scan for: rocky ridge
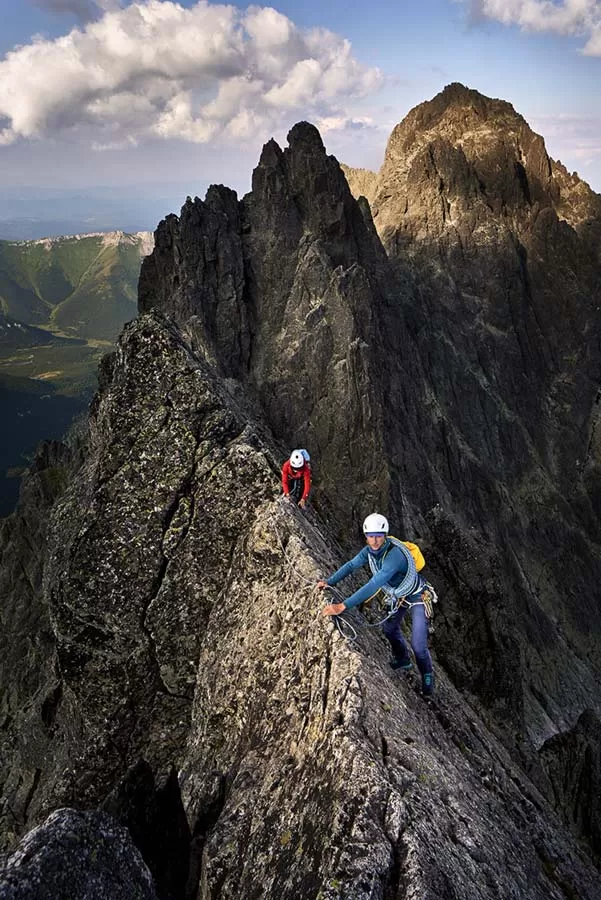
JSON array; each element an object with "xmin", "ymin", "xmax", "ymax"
[
  {"xmin": 0, "ymin": 809, "xmax": 158, "ymax": 900},
  {"xmin": 1, "ymin": 89, "xmax": 600, "ymax": 897}
]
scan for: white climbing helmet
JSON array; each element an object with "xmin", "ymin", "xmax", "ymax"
[
  {"xmin": 290, "ymin": 450, "xmax": 304, "ymax": 469},
  {"xmin": 362, "ymin": 513, "xmax": 389, "ymax": 535}
]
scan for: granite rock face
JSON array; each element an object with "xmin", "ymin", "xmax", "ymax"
[
  {"xmin": 0, "ymin": 440, "xmax": 75, "ymax": 842},
  {"xmin": 539, "ymin": 709, "xmax": 601, "ymax": 865},
  {"xmin": 138, "ymin": 186, "xmax": 248, "ymax": 377},
  {"xmin": 14, "ymin": 313, "xmax": 277, "ymax": 819},
  {"xmin": 1, "ymin": 93, "xmax": 601, "ymax": 897},
  {"xmin": 0, "ymin": 808, "xmax": 158, "ymax": 900}
]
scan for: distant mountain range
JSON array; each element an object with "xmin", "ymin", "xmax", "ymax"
[
  {"xmin": 0, "ymin": 219, "xmax": 155, "ymax": 242},
  {"xmin": 0, "ymin": 230, "xmax": 153, "ymax": 515}
]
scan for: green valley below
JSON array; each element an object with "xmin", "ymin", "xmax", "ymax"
[{"xmin": 0, "ymin": 231, "xmax": 153, "ymax": 515}]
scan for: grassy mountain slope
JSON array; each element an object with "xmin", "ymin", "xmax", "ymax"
[
  {"xmin": 0, "ymin": 232, "xmax": 151, "ymax": 339},
  {"xmin": 0, "ymin": 231, "xmax": 153, "ymax": 515},
  {"xmin": 50, "ymin": 239, "xmax": 144, "ymax": 340}
]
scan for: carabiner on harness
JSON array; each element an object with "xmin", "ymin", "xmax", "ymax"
[{"xmin": 421, "ymin": 583, "xmax": 438, "ymax": 619}]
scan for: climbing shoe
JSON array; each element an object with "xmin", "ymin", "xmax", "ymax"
[
  {"xmin": 421, "ymin": 672, "xmax": 435, "ymax": 697},
  {"xmin": 390, "ymin": 656, "xmax": 413, "ymax": 672}
]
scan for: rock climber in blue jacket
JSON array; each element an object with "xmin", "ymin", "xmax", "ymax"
[{"xmin": 317, "ymin": 513, "xmax": 435, "ymax": 696}]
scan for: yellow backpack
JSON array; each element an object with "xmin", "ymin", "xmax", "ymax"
[
  {"xmin": 397, "ymin": 539, "xmax": 426, "ymax": 572},
  {"xmin": 372, "ymin": 536, "xmax": 426, "ymax": 572}
]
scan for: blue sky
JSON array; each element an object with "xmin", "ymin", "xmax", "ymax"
[{"xmin": 0, "ymin": 0, "xmax": 600, "ymax": 235}]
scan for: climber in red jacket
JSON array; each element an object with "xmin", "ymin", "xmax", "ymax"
[{"xmin": 281, "ymin": 449, "xmax": 311, "ymax": 508}]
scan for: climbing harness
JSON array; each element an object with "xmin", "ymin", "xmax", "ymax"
[{"xmin": 366, "ymin": 536, "xmax": 436, "ymax": 621}]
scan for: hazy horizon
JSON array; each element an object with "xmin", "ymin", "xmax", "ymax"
[{"xmin": 0, "ymin": 183, "xmax": 200, "ymax": 240}]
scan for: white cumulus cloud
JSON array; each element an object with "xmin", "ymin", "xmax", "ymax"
[
  {"xmin": 1, "ymin": 1, "xmax": 382, "ymax": 148},
  {"xmin": 467, "ymin": 0, "xmax": 601, "ymax": 54},
  {"xmin": 317, "ymin": 114, "xmax": 375, "ymax": 133}
]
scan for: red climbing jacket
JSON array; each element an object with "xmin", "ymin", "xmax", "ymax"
[{"xmin": 281, "ymin": 459, "xmax": 311, "ymax": 500}]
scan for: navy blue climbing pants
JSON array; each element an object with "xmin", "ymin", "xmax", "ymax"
[
  {"xmin": 382, "ymin": 598, "xmax": 433, "ymax": 675},
  {"xmin": 289, "ymin": 477, "xmax": 304, "ymax": 503}
]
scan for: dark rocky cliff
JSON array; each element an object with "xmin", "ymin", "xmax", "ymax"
[
  {"xmin": 343, "ymin": 78, "xmax": 601, "ymax": 789},
  {"xmin": 1, "ymin": 89, "xmax": 601, "ymax": 898}
]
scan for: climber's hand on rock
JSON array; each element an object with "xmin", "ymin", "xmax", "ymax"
[{"xmin": 322, "ymin": 603, "xmax": 346, "ymax": 616}]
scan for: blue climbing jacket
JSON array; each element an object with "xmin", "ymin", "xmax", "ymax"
[{"xmin": 327, "ymin": 539, "xmax": 421, "ymax": 610}]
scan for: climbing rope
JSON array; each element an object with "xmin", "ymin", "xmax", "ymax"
[
  {"xmin": 327, "ymin": 585, "xmax": 437, "ymax": 646},
  {"xmin": 271, "ymin": 504, "xmax": 360, "ymax": 642},
  {"xmin": 272, "ymin": 505, "xmax": 316, "ymax": 588},
  {"xmin": 323, "ymin": 584, "xmax": 359, "ymax": 643},
  {"xmin": 323, "ymin": 587, "xmax": 411, "ymax": 643}
]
